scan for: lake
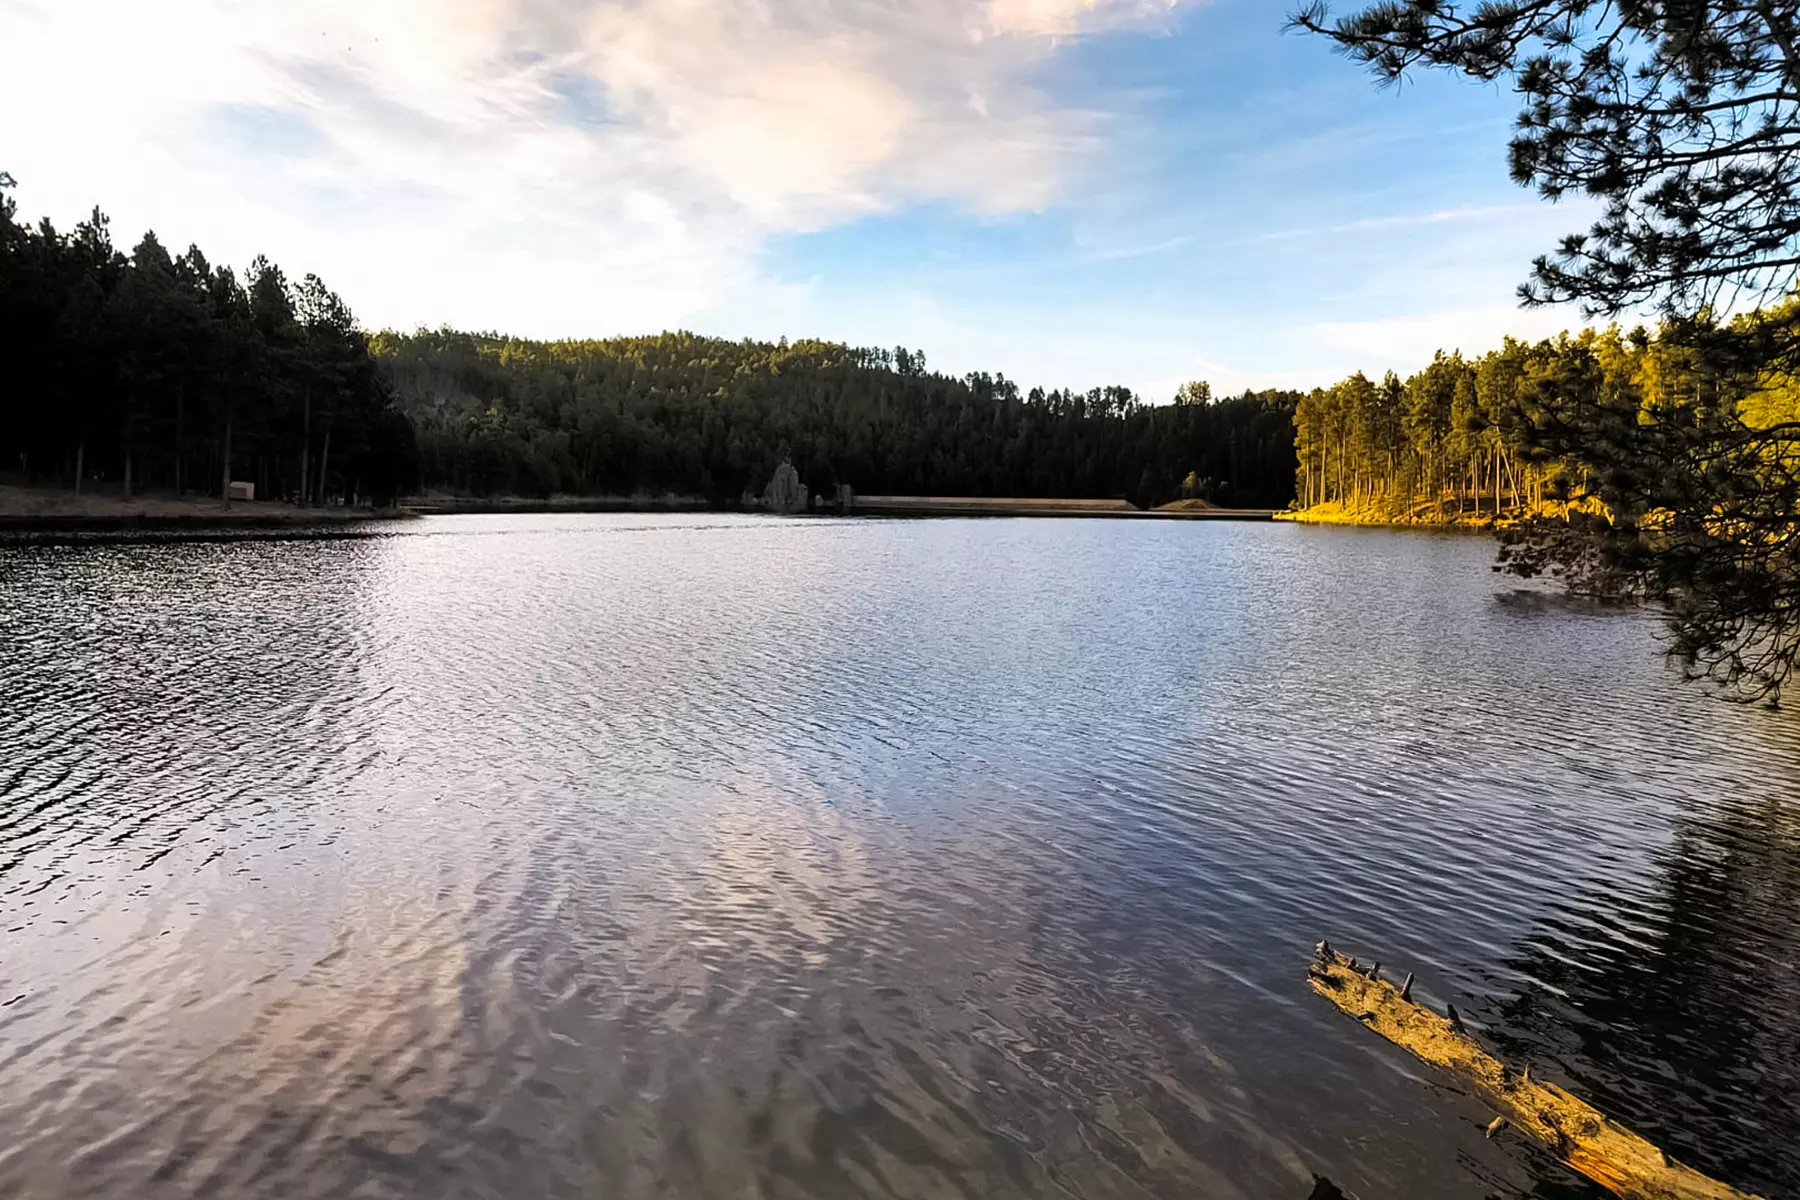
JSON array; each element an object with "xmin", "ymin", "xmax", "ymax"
[{"xmin": 2, "ymin": 514, "xmax": 1795, "ymax": 1199}]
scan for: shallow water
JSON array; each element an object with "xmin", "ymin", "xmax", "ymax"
[{"xmin": 2, "ymin": 514, "xmax": 1796, "ymax": 1199}]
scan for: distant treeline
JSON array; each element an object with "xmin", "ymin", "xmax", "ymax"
[
  {"xmin": 374, "ymin": 332, "xmax": 1301, "ymax": 508},
  {"xmin": 0, "ymin": 177, "xmax": 419, "ymax": 505},
  {"xmin": 1, "ymin": 177, "xmax": 1299, "ymax": 511},
  {"xmin": 1291, "ymin": 328, "xmax": 1799, "ymax": 520}
]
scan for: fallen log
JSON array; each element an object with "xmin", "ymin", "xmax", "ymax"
[{"xmin": 1307, "ymin": 942, "xmax": 1764, "ymax": 1200}]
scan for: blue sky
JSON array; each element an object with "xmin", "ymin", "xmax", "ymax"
[{"xmin": 0, "ymin": 0, "xmax": 1599, "ymax": 397}]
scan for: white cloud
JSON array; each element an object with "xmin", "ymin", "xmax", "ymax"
[
  {"xmin": 0, "ymin": 0, "xmax": 1198, "ymax": 333},
  {"xmin": 578, "ymin": 0, "xmax": 1167, "ymax": 225},
  {"xmin": 985, "ymin": 0, "xmax": 1182, "ymax": 37}
]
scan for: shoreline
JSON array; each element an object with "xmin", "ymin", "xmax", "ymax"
[
  {"xmin": 1, "ymin": 485, "xmax": 1283, "ymax": 531},
  {"xmin": 400, "ymin": 493, "xmax": 715, "ymax": 516},
  {"xmin": 1275, "ymin": 499, "xmax": 1541, "ymax": 534},
  {"xmin": 0, "ymin": 485, "xmax": 414, "ymax": 535},
  {"xmin": 1274, "ymin": 511, "xmax": 1500, "ymax": 535},
  {"xmin": 848, "ymin": 496, "xmax": 1277, "ymax": 520},
  {"xmin": 405, "ymin": 494, "xmax": 1282, "ymax": 521}
]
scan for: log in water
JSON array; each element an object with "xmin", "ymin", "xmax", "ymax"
[{"xmin": 1309, "ymin": 943, "xmax": 1763, "ymax": 1200}]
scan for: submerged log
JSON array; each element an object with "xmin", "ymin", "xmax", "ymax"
[{"xmin": 1307, "ymin": 943, "xmax": 1763, "ymax": 1200}]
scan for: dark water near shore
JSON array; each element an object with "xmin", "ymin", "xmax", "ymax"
[{"xmin": 2, "ymin": 514, "xmax": 1797, "ymax": 1199}]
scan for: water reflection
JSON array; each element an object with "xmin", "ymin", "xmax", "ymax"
[
  {"xmin": 1489, "ymin": 790, "xmax": 1800, "ymax": 1197},
  {"xmin": 1, "ymin": 515, "xmax": 1796, "ymax": 1199}
]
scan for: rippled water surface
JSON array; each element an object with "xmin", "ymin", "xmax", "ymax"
[{"xmin": 3, "ymin": 514, "xmax": 1797, "ymax": 1200}]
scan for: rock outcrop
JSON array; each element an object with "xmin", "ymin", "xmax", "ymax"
[{"xmin": 763, "ymin": 461, "xmax": 805, "ymax": 514}]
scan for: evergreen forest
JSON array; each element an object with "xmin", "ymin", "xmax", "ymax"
[
  {"xmin": 0, "ymin": 173, "xmax": 1298, "ymax": 512},
  {"xmin": 0, "ymin": 177, "xmax": 417, "ymax": 506},
  {"xmin": 375, "ymin": 330, "xmax": 1299, "ymax": 508}
]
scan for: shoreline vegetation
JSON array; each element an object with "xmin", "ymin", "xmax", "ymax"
[
  {"xmin": 1275, "ymin": 497, "xmax": 1604, "ymax": 531},
  {"xmin": 1276, "ymin": 501, "xmax": 1505, "ymax": 530}
]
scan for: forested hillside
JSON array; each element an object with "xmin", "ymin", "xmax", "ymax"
[
  {"xmin": 2, "ymin": 176, "xmax": 1298, "ymax": 512},
  {"xmin": 374, "ymin": 331, "xmax": 1301, "ymax": 508}
]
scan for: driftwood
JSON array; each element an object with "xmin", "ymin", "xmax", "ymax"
[{"xmin": 1307, "ymin": 942, "xmax": 1764, "ymax": 1200}]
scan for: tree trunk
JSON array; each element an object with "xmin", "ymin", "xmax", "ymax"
[
  {"xmin": 299, "ymin": 381, "xmax": 311, "ymax": 507},
  {"xmin": 1308, "ymin": 945, "xmax": 1756, "ymax": 1200},
  {"xmin": 221, "ymin": 410, "xmax": 233, "ymax": 504},
  {"xmin": 122, "ymin": 383, "xmax": 136, "ymax": 500},
  {"xmin": 73, "ymin": 440, "xmax": 85, "ymax": 494},
  {"xmin": 175, "ymin": 384, "xmax": 186, "ymax": 495},
  {"xmin": 317, "ymin": 423, "xmax": 332, "ymax": 506}
]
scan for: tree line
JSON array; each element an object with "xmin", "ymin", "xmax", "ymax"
[
  {"xmin": 1298, "ymin": 0, "xmax": 1800, "ymax": 704},
  {"xmin": 1, "ymin": 173, "xmax": 1298, "ymax": 515},
  {"xmin": 373, "ymin": 330, "xmax": 1301, "ymax": 509},
  {"xmin": 1288, "ymin": 327, "xmax": 1799, "ymax": 521},
  {"xmin": 0, "ymin": 174, "xmax": 418, "ymax": 506},
  {"xmin": 1293, "ymin": 348, "xmax": 1529, "ymax": 518}
]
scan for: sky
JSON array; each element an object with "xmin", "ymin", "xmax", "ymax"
[{"xmin": 0, "ymin": 0, "xmax": 1604, "ymax": 398}]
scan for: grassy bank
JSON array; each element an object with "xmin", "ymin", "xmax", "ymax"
[
  {"xmin": 0, "ymin": 484, "xmax": 412, "ymax": 532},
  {"xmin": 1275, "ymin": 499, "xmax": 1505, "ymax": 530},
  {"xmin": 1276, "ymin": 497, "xmax": 1604, "ymax": 530}
]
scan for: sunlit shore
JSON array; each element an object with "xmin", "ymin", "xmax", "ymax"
[{"xmin": 1276, "ymin": 498, "xmax": 1600, "ymax": 531}]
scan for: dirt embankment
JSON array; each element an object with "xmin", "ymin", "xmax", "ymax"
[{"xmin": 0, "ymin": 484, "xmax": 410, "ymax": 531}]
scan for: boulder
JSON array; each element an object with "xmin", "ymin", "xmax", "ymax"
[{"xmin": 762, "ymin": 461, "xmax": 805, "ymax": 514}]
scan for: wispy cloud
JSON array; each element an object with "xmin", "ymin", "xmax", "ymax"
[
  {"xmin": 0, "ymin": 0, "xmax": 1201, "ymax": 332},
  {"xmin": 1257, "ymin": 203, "xmax": 1543, "ymax": 243}
]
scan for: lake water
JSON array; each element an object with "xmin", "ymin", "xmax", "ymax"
[{"xmin": 2, "ymin": 514, "xmax": 1796, "ymax": 1199}]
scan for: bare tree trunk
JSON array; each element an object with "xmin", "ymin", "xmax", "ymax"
[
  {"xmin": 73, "ymin": 440, "xmax": 84, "ymax": 494},
  {"xmin": 221, "ymin": 411, "xmax": 233, "ymax": 504},
  {"xmin": 175, "ymin": 384, "xmax": 186, "ymax": 495},
  {"xmin": 299, "ymin": 382, "xmax": 311, "ymax": 507},
  {"xmin": 317, "ymin": 424, "xmax": 332, "ymax": 506},
  {"xmin": 122, "ymin": 383, "xmax": 136, "ymax": 500}
]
